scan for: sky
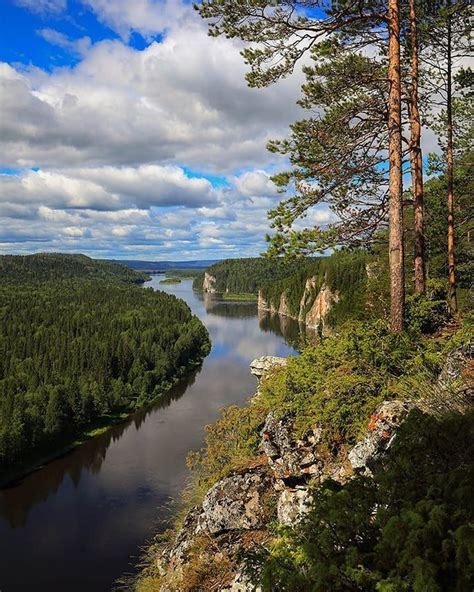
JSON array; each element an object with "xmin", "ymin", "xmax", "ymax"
[{"xmin": 0, "ymin": 0, "xmax": 337, "ymax": 261}]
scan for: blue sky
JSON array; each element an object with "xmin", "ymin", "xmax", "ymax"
[{"xmin": 0, "ymin": 0, "xmax": 333, "ymax": 260}]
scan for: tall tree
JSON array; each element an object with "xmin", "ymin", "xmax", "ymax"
[
  {"xmin": 199, "ymin": 1, "xmax": 407, "ymax": 330},
  {"xmin": 407, "ymin": 0, "xmax": 425, "ymax": 294},
  {"xmin": 266, "ymin": 47, "xmax": 390, "ymax": 256},
  {"xmin": 387, "ymin": 0, "xmax": 405, "ymax": 331},
  {"xmin": 420, "ymin": 0, "xmax": 472, "ymax": 313}
]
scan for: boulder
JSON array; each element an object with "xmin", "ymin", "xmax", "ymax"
[
  {"xmin": 438, "ymin": 343, "xmax": 474, "ymax": 390},
  {"xmin": 277, "ymin": 488, "xmax": 312, "ymax": 526},
  {"xmin": 197, "ymin": 469, "xmax": 271, "ymax": 535},
  {"xmin": 348, "ymin": 400, "xmax": 412, "ymax": 475},
  {"xmin": 250, "ymin": 356, "xmax": 287, "ymax": 381},
  {"xmin": 223, "ymin": 570, "xmax": 262, "ymax": 592},
  {"xmin": 259, "ymin": 413, "xmax": 322, "ymax": 481}
]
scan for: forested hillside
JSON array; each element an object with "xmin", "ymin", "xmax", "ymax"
[
  {"xmin": 0, "ymin": 253, "xmax": 149, "ymax": 284},
  {"xmin": 0, "ymin": 257, "xmax": 210, "ymax": 474},
  {"xmin": 260, "ymin": 251, "xmax": 368, "ymax": 328},
  {"xmin": 193, "ymin": 258, "xmax": 304, "ymax": 294},
  {"xmin": 135, "ymin": 0, "xmax": 473, "ymax": 588}
]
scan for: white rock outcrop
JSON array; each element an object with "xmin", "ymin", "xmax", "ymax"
[
  {"xmin": 202, "ymin": 272, "xmax": 217, "ymax": 293},
  {"xmin": 250, "ymin": 356, "xmax": 287, "ymax": 380}
]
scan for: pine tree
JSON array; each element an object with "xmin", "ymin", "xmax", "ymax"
[
  {"xmin": 199, "ymin": 1, "xmax": 407, "ymax": 330},
  {"xmin": 420, "ymin": 0, "xmax": 472, "ymax": 313}
]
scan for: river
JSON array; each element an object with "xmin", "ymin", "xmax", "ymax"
[{"xmin": 0, "ymin": 277, "xmax": 311, "ymax": 591}]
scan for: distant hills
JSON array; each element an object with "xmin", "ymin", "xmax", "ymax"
[
  {"xmin": 110, "ymin": 259, "xmax": 220, "ymax": 272},
  {"xmin": 0, "ymin": 253, "xmax": 149, "ymax": 284}
]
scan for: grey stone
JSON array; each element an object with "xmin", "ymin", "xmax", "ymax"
[
  {"xmin": 259, "ymin": 413, "xmax": 322, "ymax": 480},
  {"xmin": 277, "ymin": 488, "xmax": 312, "ymax": 526},
  {"xmin": 348, "ymin": 400, "xmax": 412, "ymax": 475},
  {"xmin": 223, "ymin": 570, "xmax": 262, "ymax": 592},
  {"xmin": 197, "ymin": 469, "xmax": 270, "ymax": 535},
  {"xmin": 250, "ymin": 356, "xmax": 287, "ymax": 380}
]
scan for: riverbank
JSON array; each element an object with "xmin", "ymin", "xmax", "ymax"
[{"xmin": 0, "ymin": 354, "xmax": 208, "ymax": 489}]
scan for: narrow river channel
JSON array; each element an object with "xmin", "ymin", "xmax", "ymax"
[{"xmin": 0, "ymin": 276, "xmax": 310, "ymax": 592}]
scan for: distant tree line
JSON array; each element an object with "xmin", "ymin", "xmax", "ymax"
[
  {"xmin": 0, "ymin": 253, "xmax": 149, "ymax": 285},
  {"xmin": 193, "ymin": 258, "xmax": 305, "ymax": 294}
]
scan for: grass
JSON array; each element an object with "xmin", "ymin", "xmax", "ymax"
[
  {"xmin": 221, "ymin": 292, "xmax": 258, "ymax": 301},
  {"xmin": 160, "ymin": 277, "xmax": 182, "ymax": 284}
]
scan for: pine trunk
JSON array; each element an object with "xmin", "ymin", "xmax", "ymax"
[
  {"xmin": 446, "ymin": 8, "xmax": 457, "ymax": 313},
  {"xmin": 409, "ymin": 0, "xmax": 426, "ymax": 294},
  {"xmin": 387, "ymin": 0, "xmax": 405, "ymax": 332}
]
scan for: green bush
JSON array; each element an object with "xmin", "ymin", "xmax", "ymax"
[{"xmin": 406, "ymin": 279, "xmax": 451, "ymax": 335}]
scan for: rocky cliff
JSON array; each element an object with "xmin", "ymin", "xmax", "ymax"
[
  {"xmin": 258, "ymin": 278, "xmax": 339, "ymax": 331},
  {"xmin": 150, "ymin": 357, "xmax": 419, "ymax": 591},
  {"xmin": 202, "ymin": 272, "xmax": 217, "ymax": 294}
]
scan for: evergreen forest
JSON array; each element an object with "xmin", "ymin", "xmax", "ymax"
[{"xmin": 0, "ymin": 255, "xmax": 210, "ymax": 474}]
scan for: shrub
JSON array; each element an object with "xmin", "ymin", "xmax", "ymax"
[{"xmin": 406, "ymin": 279, "xmax": 451, "ymax": 335}]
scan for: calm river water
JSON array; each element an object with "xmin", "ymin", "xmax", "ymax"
[{"xmin": 0, "ymin": 277, "xmax": 310, "ymax": 591}]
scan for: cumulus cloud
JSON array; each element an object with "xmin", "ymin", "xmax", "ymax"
[
  {"xmin": 0, "ymin": 165, "xmax": 218, "ymax": 210},
  {"xmin": 233, "ymin": 170, "xmax": 279, "ymax": 197},
  {"xmin": 0, "ymin": 15, "xmax": 302, "ymax": 172},
  {"xmin": 0, "ymin": 0, "xmax": 313, "ymax": 259},
  {"xmin": 82, "ymin": 0, "xmax": 190, "ymax": 39}
]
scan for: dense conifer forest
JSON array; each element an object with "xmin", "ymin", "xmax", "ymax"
[
  {"xmin": 0, "ymin": 253, "xmax": 150, "ymax": 284},
  {"xmin": 193, "ymin": 258, "xmax": 305, "ymax": 294},
  {"xmin": 0, "ymin": 255, "xmax": 210, "ymax": 473}
]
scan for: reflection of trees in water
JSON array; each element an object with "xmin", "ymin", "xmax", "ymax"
[
  {"xmin": 0, "ymin": 368, "xmax": 201, "ymax": 529},
  {"xmin": 258, "ymin": 310, "xmax": 318, "ymax": 351},
  {"xmin": 201, "ymin": 293, "xmax": 257, "ymax": 318}
]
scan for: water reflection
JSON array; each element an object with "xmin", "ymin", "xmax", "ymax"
[
  {"xmin": 258, "ymin": 309, "xmax": 318, "ymax": 351},
  {"xmin": 0, "ymin": 372, "xmax": 199, "ymax": 529},
  {"xmin": 0, "ymin": 278, "xmax": 305, "ymax": 592}
]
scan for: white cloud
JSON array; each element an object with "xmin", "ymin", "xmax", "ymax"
[
  {"xmin": 82, "ymin": 0, "xmax": 190, "ymax": 39},
  {"xmin": 0, "ymin": 15, "xmax": 303, "ymax": 172},
  {"xmin": 15, "ymin": 0, "xmax": 66, "ymax": 14},
  {"xmin": 233, "ymin": 170, "xmax": 279, "ymax": 197},
  {"xmin": 38, "ymin": 29, "xmax": 92, "ymax": 57},
  {"xmin": 1, "ymin": 0, "xmax": 311, "ymax": 259},
  {"xmin": 62, "ymin": 226, "xmax": 85, "ymax": 236},
  {"xmin": 0, "ymin": 165, "xmax": 218, "ymax": 211}
]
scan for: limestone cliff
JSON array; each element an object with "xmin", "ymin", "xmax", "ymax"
[
  {"xmin": 202, "ymin": 272, "xmax": 217, "ymax": 294},
  {"xmin": 140, "ymin": 348, "xmax": 472, "ymax": 591},
  {"xmin": 258, "ymin": 278, "xmax": 339, "ymax": 331}
]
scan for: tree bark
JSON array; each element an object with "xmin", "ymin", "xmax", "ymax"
[
  {"xmin": 409, "ymin": 0, "xmax": 426, "ymax": 294},
  {"xmin": 446, "ymin": 5, "xmax": 458, "ymax": 313},
  {"xmin": 387, "ymin": 0, "xmax": 405, "ymax": 332}
]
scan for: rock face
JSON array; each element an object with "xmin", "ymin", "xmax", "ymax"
[
  {"xmin": 277, "ymin": 488, "xmax": 312, "ymax": 526},
  {"xmin": 203, "ymin": 272, "xmax": 217, "ymax": 293},
  {"xmin": 154, "ymin": 358, "xmax": 417, "ymax": 591},
  {"xmin": 259, "ymin": 412, "xmax": 322, "ymax": 482},
  {"xmin": 304, "ymin": 284, "xmax": 339, "ymax": 330},
  {"xmin": 250, "ymin": 356, "xmax": 287, "ymax": 381},
  {"xmin": 258, "ymin": 278, "xmax": 339, "ymax": 331},
  {"xmin": 197, "ymin": 469, "xmax": 271, "ymax": 535},
  {"xmin": 223, "ymin": 571, "xmax": 262, "ymax": 592},
  {"xmin": 348, "ymin": 400, "xmax": 412, "ymax": 475},
  {"xmin": 438, "ymin": 343, "xmax": 474, "ymax": 390}
]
